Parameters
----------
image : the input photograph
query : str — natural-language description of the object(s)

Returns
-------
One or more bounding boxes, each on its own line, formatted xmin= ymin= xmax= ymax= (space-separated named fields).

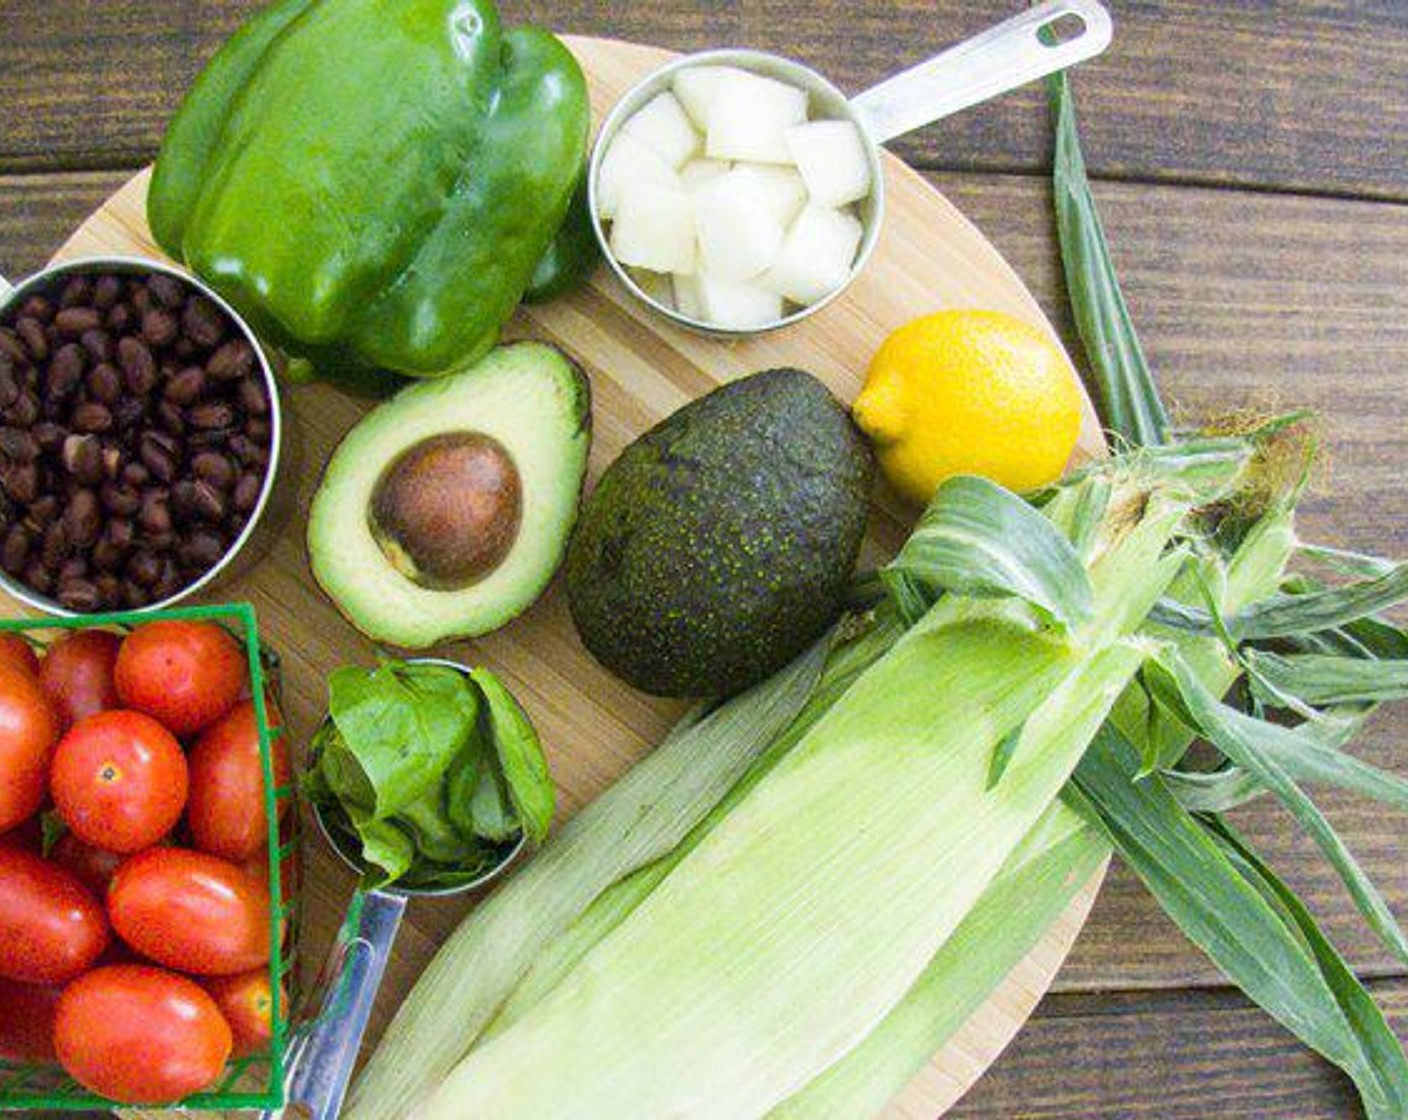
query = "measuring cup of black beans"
xmin=0 ymin=256 xmax=281 ymax=615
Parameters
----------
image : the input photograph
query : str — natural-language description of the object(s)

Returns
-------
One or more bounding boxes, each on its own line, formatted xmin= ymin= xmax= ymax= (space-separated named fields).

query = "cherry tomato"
xmin=108 ymin=847 xmax=270 ymax=975
xmin=51 ymin=831 xmax=128 ymax=896
xmin=54 ymin=964 xmax=231 ymax=1104
xmin=0 ymin=633 xmax=39 ymax=678
xmin=50 ymin=710 xmax=188 ymax=853
xmin=114 ymin=621 xmax=247 ymax=737
xmin=188 ymin=700 xmax=289 ymax=862
xmin=0 ymin=977 xmax=62 ymax=1062
xmin=0 ymin=846 xmax=109 ymax=984
xmin=205 ymin=968 xmax=279 ymax=1057
xmin=0 ymin=664 xmax=60 ymax=832
xmin=39 ymin=628 xmax=121 ymax=730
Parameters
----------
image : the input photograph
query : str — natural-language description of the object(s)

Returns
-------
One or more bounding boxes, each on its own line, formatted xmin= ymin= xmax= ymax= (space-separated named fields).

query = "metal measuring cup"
xmin=262 ymin=657 xmax=527 ymax=1120
xmin=590 ymin=0 xmax=1112 ymax=335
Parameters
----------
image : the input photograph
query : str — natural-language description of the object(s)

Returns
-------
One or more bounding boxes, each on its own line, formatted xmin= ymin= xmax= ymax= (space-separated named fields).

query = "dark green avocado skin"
xmin=566 ymin=368 xmax=873 ymax=698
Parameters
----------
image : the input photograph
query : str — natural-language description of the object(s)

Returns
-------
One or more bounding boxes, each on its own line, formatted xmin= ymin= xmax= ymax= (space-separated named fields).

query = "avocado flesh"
xmin=566 ymin=368 xmax=873 ymax=698
xmin=308 ymin=342 xmax=591 ymax=648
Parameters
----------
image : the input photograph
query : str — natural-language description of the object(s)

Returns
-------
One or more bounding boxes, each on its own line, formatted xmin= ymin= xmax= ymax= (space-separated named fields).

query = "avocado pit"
xmin=369 ymin=431 xmax=522 ymax=590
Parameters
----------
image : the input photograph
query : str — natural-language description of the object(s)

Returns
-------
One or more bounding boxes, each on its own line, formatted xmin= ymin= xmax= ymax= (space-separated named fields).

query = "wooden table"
xmin=3 ymin=2 xmax=1406 ymax=1116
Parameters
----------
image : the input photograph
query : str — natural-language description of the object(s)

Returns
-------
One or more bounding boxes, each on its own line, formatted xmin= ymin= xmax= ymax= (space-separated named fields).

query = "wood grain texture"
xmin=2 ymin=2 xmax=1407 ymax=198
xmin=950 ymin=982 xmax=1408 ymax=1118
xmin=21 ymin=37 xmax=1110 ymax=1120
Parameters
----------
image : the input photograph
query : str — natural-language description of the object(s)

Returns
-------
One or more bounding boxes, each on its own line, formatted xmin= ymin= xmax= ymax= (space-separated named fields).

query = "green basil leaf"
xmin=471 ymin=667 xmax=554 ymax=844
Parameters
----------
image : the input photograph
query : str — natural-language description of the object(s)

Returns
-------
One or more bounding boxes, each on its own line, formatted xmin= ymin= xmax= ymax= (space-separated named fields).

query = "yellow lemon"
xmin=852 ymin=310 xmax=1082 ymax=506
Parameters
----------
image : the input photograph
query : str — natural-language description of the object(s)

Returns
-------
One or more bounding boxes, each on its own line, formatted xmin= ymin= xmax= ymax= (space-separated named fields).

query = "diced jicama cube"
xmin=784 ymin=120 xmax=872 ymax=207
xmin=697 ymin=272 xmax=784 ymax=328
xmin=672 ymin=273 xmax=704 ymax=319
xmin=679 ymin=158 xmax=730 ymax=190
xmin=693 ymin=169 xmax=786 ymax=282
xmin=706 ymin=70 xmax=807 ymax=164
xmin=671 ymin=65 xmax=751 ymax=130
xmin=609 ymin=183 xmax=696 ymax=274
xmin=596 ymin=133 xmax=680 ymax=220
xmin=733 ymin=164 xmax=808 ymax=228
xmin=627 ymin=267 xmax=675 ymax=308
xmin=620 ymin=91 xmax=700 ymax=169
xmin=761 ymin=204 xmax=864 ymax=305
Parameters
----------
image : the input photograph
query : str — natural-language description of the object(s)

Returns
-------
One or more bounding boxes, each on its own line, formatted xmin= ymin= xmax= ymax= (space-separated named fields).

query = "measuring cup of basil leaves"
xmin=267 ymin=657 xmax=554 ymax=1120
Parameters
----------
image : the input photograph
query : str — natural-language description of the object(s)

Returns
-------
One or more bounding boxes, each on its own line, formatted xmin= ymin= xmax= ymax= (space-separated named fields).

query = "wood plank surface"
xmin=2 ymin=2 xmax=1407 ymax=198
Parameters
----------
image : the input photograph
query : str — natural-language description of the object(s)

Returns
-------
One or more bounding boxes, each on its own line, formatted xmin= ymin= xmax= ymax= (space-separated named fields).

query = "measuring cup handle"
xmin=263 ymin=890 xmax=408 ymax=1120
xmin=849 ymin=0 xmax=1112 ymax=145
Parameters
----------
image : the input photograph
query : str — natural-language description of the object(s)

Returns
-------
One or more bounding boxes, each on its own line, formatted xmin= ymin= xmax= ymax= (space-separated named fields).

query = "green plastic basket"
xmin=0 ymin=603 xmax=300 ymax=1111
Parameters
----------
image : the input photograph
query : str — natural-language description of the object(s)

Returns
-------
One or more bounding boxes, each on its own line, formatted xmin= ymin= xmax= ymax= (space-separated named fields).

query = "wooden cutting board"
xmin=25 ymin=34 xmax=1109 ymax=1119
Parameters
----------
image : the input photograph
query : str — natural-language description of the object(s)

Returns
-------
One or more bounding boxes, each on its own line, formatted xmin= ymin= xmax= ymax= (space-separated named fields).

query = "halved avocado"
xmin=308 ymin=342 xmax=591 ymax=647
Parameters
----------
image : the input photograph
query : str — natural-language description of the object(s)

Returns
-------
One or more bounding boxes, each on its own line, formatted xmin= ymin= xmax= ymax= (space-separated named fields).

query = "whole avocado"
xmin=566 ymin=369 xmax=873 ymax=698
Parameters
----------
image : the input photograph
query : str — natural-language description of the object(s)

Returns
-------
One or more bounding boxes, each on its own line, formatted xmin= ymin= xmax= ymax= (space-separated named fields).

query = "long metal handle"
xmin=262 ymin=889 xmax=408 ymax=1120
xmin=850 ymin=0 xmax=1112 ymax=144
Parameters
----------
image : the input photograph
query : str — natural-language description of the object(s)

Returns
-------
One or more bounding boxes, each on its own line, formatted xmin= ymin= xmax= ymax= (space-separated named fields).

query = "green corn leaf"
xmin=1049 ymin=71 xmax=1168 ymax=448
xmin=1168 ymin=652 xmax=1408 ymax=966
xmin=1073 ymin=727 xmax=1408 ymax=1120
xmin=884 ymin=474 xmax=1094 ymax=629
xmin=1248 ymin=649 xmax=1408 ymax=707
xmin=1205 ymin=817 xmax=1408 ymax=1120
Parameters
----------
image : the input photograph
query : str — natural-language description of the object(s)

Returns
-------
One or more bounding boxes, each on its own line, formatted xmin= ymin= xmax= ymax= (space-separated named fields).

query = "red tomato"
xmin=0 ymin=633 xmax=39 ymax=678
xmin=50 ymin=710 xmax=188 ymax=853
xmin=108 ymin=847 xmax=270 ymax=975
xmin=114 ymin=621 xmax=247 ymax=737
xmin=0 ymin=664 xmax=60 ymax=832
xmin=51 ymin=831 xmax=127 ymax=896
xmin=39 ymin=629 xmax=121 ymax=730
xmin=0 ymin=846 xmax=108 ymax=984
xmin=0 ymin=977 xmax=62 ymax=1061
xmin=54 ymin=964 xmax=231 ymax=1104
xmin=205 ymin=968 xmax=279 ymax=1057
xmin=188 ymin=700 xmax=289 ymax=861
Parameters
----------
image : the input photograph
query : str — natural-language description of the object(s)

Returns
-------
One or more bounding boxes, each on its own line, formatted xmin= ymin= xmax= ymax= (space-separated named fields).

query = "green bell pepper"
xmin=149 ymin=0 xmax=592 ymax=394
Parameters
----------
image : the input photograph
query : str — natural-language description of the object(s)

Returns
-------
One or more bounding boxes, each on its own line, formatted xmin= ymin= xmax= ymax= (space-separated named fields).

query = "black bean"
xmin=57 ymin=557 xmax=89 ymax=584
xmin=10 ymin=389 xmax=39 ymax=427
xmin=63 ymin=435 xmax=104 ymax=485
xmin=179 ymin=531 xmax=226 ymax=571
xmin=141 ymin=308 xmax=180 ymax=348
xmin=237 ymin=377 xmax=269 ymax=417
xmin=0 ymin=427 xmax=40 ymax=462
xmin=138 ymin=431 xmax=180 ymax=482
xmin=41 ymin=521 xmax=69 ymax=567
xmin=16 ymin=318 xmax=48 ymax=362
xmin=117 ymin=336 xmax=157 ymax=394
xmin=19 ymin=295 xmax=54 ymax=323
xmin=23 ymin=562 xmax=54 ymax=598
xmin=207 ymin=339 xmax=255 ymax=381
xmin=86 ymin=362 xmax=122 ymax=404
xmin=57 ymin=578 xmax=101 ymax=612
xmin=164 ymin=366 xmax=207 ymax=405
xmin=105 ymin=302 xmax=133 ymax=333
xmin=139 ymin=489 xmax=172 ymax=535
xmin=188 ymin=400 xmax=235 ymax=431
xmin=191 ymin=450 xmax=236 ymax=490
xmin=92 ymin=275 xmax=122 ymax=311
xmin=112 ymin=396 xmax=147 ymax=431
xmin=100 ymin=481 xmax=142 ymax=517
xmin=80 ymin=328 xmax=113 ymax=365
xmin=59 ymin=276 xmax=91 ymax=309
xmin=2 ymin=462 xmax=39 ymax=504
xmin=0 ymin=330 xmax=27 ymax=365
xmin=54 ymin=307 xmax=102 ymax=337
xmin=121 ymin=462 xmax=150 ymax=488
xmin=0 ymin=361 xmax=20 ymax=409
xmin=1 ymin=525 xmax=31 ymax=575
xmin=126 ymin=549 xmax=162 ymax=588
xmin=147 ymin=273 xmax=186 ymax=310
xmin=70 ymin=402 xmax=114 ymax=434
xmin=232 ymin=471 xmax=262 ymax=513
xmin=182 ymin=296 xmax=227 ymax=349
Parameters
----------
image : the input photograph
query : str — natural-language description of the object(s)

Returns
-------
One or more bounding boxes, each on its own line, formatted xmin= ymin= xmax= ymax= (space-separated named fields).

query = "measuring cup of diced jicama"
xmin=587 ymin=0 xmax=1112 ymax=335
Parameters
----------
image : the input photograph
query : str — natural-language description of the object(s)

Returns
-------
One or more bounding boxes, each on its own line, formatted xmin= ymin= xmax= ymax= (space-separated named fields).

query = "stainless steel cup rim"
xmin=308 ymin=656 xmax=529 ymax=900
xmin=0 ymin=254 xmax=284 ymax=618
xmin=587 ymin=0 xmax=1113 ymax=338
